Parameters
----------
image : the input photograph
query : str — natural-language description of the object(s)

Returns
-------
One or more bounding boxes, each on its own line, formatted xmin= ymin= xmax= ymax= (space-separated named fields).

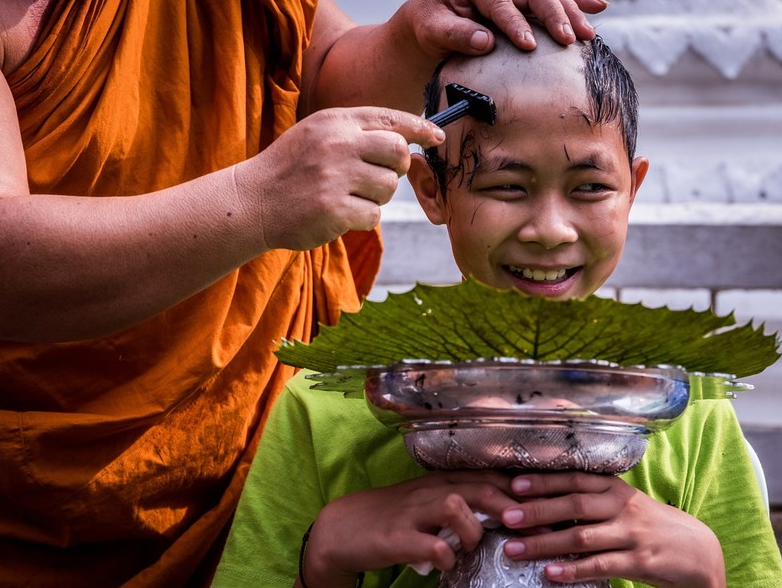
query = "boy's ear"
xmin=629 ymin=156 xmax=650 ymax=205
xmin=408 ymin=153 xmax=447 ymax=225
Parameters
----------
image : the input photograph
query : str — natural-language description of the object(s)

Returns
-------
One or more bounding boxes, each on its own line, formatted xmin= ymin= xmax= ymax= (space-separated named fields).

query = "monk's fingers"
xmin=346 ymin=161 xmax=401 ymax=207
xmin=467 ymin=0 xmax=538 ymax=50
xmin=316 ymin=193 xmax=384 ymax=235
xmin=569 ymin=0 xmax=609 ymax=13
xmin=465 ymin=0 xmax=600 ymax=48
xmin=354 ymin=130 xmax=413 ymax=177
xmin=525 ymin=0 xmax=602 ymax=41
xmin=353 ymin=106 xmax=445 ymax=149
xmin=347 ymin=127 xmax=420 ymax=205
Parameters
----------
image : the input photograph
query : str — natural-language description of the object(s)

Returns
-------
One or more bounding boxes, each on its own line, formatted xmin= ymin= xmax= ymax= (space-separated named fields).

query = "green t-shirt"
xmin=213 ymin=370 xmax=782 ymax=588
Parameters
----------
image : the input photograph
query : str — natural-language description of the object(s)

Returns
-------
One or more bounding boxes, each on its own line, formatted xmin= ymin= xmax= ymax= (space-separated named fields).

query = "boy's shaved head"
xmin=424 ymin=24 xmax=638 ymax=193
xmin=444 ymin=25 xmax=588 ymax=104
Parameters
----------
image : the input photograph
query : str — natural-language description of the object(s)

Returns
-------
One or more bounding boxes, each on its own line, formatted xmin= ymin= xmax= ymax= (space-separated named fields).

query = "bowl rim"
xmin=363 ymin=358 xmax=691 ymax=435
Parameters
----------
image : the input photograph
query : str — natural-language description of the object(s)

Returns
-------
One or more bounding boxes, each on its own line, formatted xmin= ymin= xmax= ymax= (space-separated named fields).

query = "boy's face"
xmin=409 ymin=45 xmax=648 ymax=299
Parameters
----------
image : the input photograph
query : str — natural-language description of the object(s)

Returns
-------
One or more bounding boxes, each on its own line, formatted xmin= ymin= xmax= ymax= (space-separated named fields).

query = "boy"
xmin=212 ymin=27 xmax=782 ymax=588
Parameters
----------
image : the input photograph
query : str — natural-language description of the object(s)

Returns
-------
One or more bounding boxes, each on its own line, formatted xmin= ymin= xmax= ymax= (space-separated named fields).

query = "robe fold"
xmin=0 ymin=1 xmax=382 ymax=586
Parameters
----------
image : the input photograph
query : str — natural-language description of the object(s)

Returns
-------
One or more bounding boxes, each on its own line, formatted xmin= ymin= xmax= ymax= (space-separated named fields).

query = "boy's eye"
xmin=575 ymin=183 xmax=609 ymax=192
xmin=572 ymin=182 xmax=614 ymax=200
xmin=481 ymin=184 xmax=527 ymax=199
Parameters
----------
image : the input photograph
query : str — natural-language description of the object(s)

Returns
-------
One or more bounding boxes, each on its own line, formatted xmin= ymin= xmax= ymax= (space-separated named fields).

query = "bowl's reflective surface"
xmin=365 ymin=359 xmax=689 ymax=473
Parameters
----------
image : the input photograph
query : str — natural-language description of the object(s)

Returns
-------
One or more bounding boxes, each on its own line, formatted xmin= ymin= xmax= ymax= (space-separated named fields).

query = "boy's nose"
xmin=515 ymin=198 xmax=578 ymax=249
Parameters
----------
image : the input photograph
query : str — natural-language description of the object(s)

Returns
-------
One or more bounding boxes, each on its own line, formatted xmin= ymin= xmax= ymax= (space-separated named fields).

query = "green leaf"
xmin=275 ymin=279 xmax=780 ymax=395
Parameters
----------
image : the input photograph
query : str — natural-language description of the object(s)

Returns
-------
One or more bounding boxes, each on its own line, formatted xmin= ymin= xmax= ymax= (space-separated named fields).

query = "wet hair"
xmin=423 ymin=34 xmax=639 ymax=194
xmin=581 ymin=34 xmax=638 ymax=162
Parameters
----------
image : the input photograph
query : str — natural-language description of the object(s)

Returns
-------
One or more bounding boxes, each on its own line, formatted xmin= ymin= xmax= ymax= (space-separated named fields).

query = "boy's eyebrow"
xmin=567 ymin=154 xmax=612 ymax=171
xmin=476 ymin=152 xmax=614 ymax=174
xmin=475 ymin=158 xmax=531 ymax=174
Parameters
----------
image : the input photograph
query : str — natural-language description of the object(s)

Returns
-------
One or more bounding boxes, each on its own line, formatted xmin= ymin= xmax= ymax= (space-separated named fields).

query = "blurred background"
xmin=336 ymin=0 xmax=782 ymax=525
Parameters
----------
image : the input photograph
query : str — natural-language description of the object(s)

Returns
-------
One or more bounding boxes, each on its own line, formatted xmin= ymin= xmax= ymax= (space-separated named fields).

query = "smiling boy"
xmin=212 ymin=27 xmax=781 ymax=588
xmin=408 ymin=28 xmax=647 ymax=300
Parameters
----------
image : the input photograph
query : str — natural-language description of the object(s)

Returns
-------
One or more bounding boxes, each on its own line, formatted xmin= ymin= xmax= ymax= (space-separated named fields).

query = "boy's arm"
xmin=300 ymin=0 xmax=608 ymax=116
xmin=501 ymin=470 xmax=727 ymax=587
xmin=499 ymin=400 xmax=782 ymax=587
xmin=211 ymin=380 xmax=326 ymax=588
xmin=301 ymin=469 xmax=521 ymax=587
xmin=213 ymin=371 xmax=523 ymax=588
xmin=681 ymin=401 xmax=782 ymax=585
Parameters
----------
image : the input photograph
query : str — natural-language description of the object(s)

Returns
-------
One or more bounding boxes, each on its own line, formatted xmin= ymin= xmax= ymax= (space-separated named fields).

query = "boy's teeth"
xmin=511 ymin=266 xmax=567 ymax=282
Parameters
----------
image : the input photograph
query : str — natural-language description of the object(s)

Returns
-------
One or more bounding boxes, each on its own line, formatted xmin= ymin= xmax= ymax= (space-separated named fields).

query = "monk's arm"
xmin=0 ymin=73 xmax=443 ymax=343
xmin=300 ymin=0 xmax=606 ymax=115
xmin=0 ymin=75 xmax=275 ymax=343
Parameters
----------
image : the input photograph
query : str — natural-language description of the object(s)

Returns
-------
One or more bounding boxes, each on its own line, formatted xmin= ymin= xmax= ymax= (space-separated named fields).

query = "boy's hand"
xmin=301 ymin=470 xmax=520 ymax=586
xmin=397 ymin=0 xmax=607 ymax=59
xmin=501 ymin=472 xmax=727 ymax=588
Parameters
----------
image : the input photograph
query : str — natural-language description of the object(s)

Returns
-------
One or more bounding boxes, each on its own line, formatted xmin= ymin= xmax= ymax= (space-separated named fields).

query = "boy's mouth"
xmin=506 ymin=265 xmax=580 ymax=283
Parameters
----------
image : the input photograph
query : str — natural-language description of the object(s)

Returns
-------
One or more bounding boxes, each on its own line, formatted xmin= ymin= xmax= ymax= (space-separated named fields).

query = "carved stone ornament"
xmin=589 ymin=0 xmax=782 ymax=205
xmin=598 ymin=15 xmax=782 ymax=79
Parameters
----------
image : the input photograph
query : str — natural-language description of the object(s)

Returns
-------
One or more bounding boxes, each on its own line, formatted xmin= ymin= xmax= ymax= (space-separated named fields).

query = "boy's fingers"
xmin=465 ymin=485 xmax=521 ymax=518
xmin=511 ymin=471 xmax=613 ymax=497
xmin=422 ymin=534 xmax=459 ymax=571
xmin=503 ymin=491 xmax=618 ymax=530
xmin=436 ymin=469 xmax=515 ymax=493
xmin=438 ymin=493 xmax=486 ymax=551
xmin=543 ymin=552 xmax=630 ymax=583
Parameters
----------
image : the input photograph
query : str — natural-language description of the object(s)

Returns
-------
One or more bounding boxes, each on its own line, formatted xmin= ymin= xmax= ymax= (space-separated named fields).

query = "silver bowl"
xmin=364 ymin=359 xmax=689 ymax=474
xmin=363 ymin=359 xmax=690 ymax=588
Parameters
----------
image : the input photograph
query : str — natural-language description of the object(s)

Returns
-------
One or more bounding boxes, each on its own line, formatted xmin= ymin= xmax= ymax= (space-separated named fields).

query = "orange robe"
xmin=0 ymin=1 xmax=382 ymax=586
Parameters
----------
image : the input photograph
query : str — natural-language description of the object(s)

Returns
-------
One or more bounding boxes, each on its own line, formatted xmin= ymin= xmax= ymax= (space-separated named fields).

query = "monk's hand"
xmin=302 ymin=470 xmax=519 ymax=585
xmin=501 ymin=472 xmax=727 ymax=588
xmin=235 ymin=106 xmax=444 ymax=253
xmin=393 ymin=0 xmax=607 ymax=58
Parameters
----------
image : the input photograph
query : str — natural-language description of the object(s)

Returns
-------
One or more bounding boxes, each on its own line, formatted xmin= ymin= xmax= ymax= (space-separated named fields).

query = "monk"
xmin=0 ymin=1 xmax=607 ymax=586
